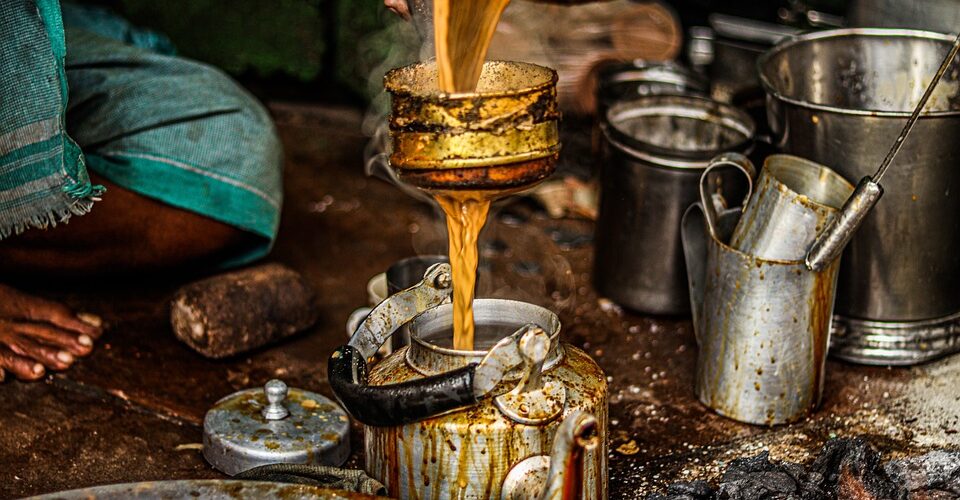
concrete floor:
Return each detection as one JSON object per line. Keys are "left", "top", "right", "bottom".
{"left": 2, "top": 103, "right": 957, "bottom": 499}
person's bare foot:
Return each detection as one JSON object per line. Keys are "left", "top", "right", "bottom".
{"left": 0, "top": 284, "right": 102, "bottom": 381}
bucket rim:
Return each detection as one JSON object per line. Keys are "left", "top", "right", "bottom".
{"left": 758, "top": 27, "right": 960, "bottom": 118}
{"left": 601, "top": 94, "right": 755, "bottom": 169}
{"left": 762, "top": 154, "right": 856, "bottom": 211}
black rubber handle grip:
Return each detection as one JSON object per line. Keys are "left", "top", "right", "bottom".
{"left": 328, "top": 345, "right": 478, "bottom": 427}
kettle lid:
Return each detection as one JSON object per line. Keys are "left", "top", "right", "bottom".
{"left": 203, "top": 379, "right": 350, "bottom": 475}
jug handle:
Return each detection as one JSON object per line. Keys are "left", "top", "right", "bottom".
{"left": 681, "top": 204, "right": 708, "bottom": 345}
{"left": 698, "top": 152, "right": 755, "bottom": 241}
{"left": 329, "top": 264, "right": 480, "bottom": 427}
{"left": 540, "top": 411, "right": 599, "bottom": 500}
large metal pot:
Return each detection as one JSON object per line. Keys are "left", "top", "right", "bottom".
{"left": 758, "top": 29, "right": 960, "bottom": 365}
{"left": 849, "top": 0, "right": 960, "bottom": 34}
{"left": 329, "top": 265, "right": 607, "bottom": 499}
{"left": 594, "top": 95, "right": 755, "bottom": 314}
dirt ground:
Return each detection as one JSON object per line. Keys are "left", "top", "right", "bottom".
{"left": 2, "top": 103, "right": 957, "bottom": 499}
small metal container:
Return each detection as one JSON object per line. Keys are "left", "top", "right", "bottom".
{"left": 730, "top": 155, "right": 854, "bottom": 261}
{"left": 384, "top": 60, "right": 561, "bottom": 192}
{"left": 594, "top": 94, "right": 755, "bottom": 314}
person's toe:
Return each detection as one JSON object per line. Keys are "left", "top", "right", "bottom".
{"left": 5, "top": 334, "right": 73, "bottom": 371}
{"left": 0, "top": 346, "right": 45, "bottom": 381}
{"left": 0, "top": 285, "right": 103, "bottom": 338}
{"left": 11, "top": 321, "right": 94, "bottom": 356}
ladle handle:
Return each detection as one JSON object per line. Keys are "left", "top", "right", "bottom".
{"left": 805, "top": 177, "right": 883, "bottom": 272}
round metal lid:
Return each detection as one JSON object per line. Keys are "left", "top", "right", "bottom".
{"left": 203, "top": 379, "right": 350, "bottom": 476}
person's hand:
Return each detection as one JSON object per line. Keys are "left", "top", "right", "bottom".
{"left": 0, "top": 285, "right": 102, "bottom": 381}
{"left": 385, "top": 0, "right": 411, "bottom": 20}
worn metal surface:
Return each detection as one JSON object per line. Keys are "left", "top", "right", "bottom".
{"left": 594, "top": 95, "right": 755, "bottom": 314}
{"left": 683, "top": 158, "right": 843, "bottom": 426}
{"left": 759, "top": 29, "right": 960, "bottom": 364}
{"left": 848, "top": 0, "right": 960, "bottom": 34}
{"left": 730, "top": 154, "right": 853, "bottom": 261}
{"left": 202, "top": 379, "right": 350, "bottom": 475}
{"left": 384, "top": 60, "right": 560, "bottom": 190}
{"left": 25, "top": 479, "right": 381, "bottom": 499}
{"left": 596, "top": 60, "right": 708, "bottom": 113}
{"left": 365, "top": 299, "right": 607, "bottom": 499}
{"left": 4, "top": 104, "right": 960, "bottom": 499}
{"left": 348, "top": 263, "right": 452, "bottom": 359}
{"left": 806, "top": 177, "right": 883, "bottom": 272}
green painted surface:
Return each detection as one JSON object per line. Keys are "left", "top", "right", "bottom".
{"left": 110, "top": 0, "right": 329, "bottom": 81}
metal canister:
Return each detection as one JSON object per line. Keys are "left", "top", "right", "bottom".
{"left": 594, "top": 94, "right": 755, "bottom": 314}
{"left": 758, "top": 29, "right": 960, "bottom": 365}
{"left": 384, "top": 60, "right": 560, "bottom": 192}
{"left": 328, "top": 265, "right": 607, "bottom": 499}
{"left": 596, "top": 60, "right": 708, "bottom": 113}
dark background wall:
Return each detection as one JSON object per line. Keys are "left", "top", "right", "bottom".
{"left": 72, "top": 0, "right": 847, "bottom": 105}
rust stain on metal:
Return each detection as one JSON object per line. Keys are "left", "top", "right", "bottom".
{"left": 384, "top": 60, "right": 561, "bottom": 191}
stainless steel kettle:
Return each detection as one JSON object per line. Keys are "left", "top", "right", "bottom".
{"left": 328, "top": 264, "right": 608, "bottom": 499}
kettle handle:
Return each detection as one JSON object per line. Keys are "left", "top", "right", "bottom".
{"left": 698, "top": 152, "right": 756, "bottom": 241}
{"left": 329, "top": 263, "right": 479, "bottom": 427}
{"left": 329, "top": 264, "right": 539, "bottom": 427}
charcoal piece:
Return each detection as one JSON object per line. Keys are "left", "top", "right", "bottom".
{"left": 716, "top": 452, "right": 809, "bottom": 500}
{"left": 885, "top": 450, "right": 960, "bottom": 499}
{"left": 649, "top": 480, "right": 716, "bottom": 500}
{"left": 811, "top": 439, "right": 904, "bottom": 500}
{"left": 648, "top": 438, "right": 960, "bottom": 500}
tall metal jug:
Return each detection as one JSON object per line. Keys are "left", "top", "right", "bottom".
{"left": 759, "top": 29, "right": 960, "bottom": 365}
{"left": 681, "top": 154, "right": 850, "bottom": 425}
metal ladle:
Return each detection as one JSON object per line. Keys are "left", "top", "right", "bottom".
{"left": 805, "top": 31, "right": 960, "bottom": 271}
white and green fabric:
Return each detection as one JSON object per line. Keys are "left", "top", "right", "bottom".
{"left": 1, "top": 1, "right": 282, "bottom": 266}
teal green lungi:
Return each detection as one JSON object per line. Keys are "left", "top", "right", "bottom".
{"left": 1, "top": 1, "right": 283, "bottom": 266}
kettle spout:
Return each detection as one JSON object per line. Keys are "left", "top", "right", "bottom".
{"left": 541, "top": 411, "right": 599, "bottom": 500}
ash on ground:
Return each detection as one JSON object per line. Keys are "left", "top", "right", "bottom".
{"left": 650, "top": 438, "right": 960, "bottom": 500}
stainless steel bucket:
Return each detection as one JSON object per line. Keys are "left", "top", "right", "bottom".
{"left": 758, "top": 29, "right": 960, "bottom": 365}
{"left": 595, "top": 95, "right": 755, "bottom": 314}
{"left": 849, "top": 0, "right": 960, "bottom": 35}
{"left": 682, "top": 157, "right": 842, "bottom": 425}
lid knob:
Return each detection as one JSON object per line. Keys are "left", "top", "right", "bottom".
{"left": 262, "top": 379, "right": 289, "bottom": 420}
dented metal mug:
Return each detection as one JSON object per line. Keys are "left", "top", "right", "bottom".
{"left": 730, "top": 155, "right": 854, "bottom": 261}
{"left": 681, "top": 154, "right": 845, "bottom": 425}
